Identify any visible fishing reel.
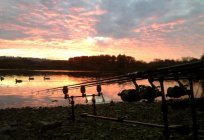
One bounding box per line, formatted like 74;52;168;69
118;85;161;102
139;85;161;102
118;89;141;102
166;79;190;98
118;78;162;102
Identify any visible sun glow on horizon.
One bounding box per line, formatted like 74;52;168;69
84;37;95;44
0;37;203;62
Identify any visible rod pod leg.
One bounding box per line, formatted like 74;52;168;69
92;94;97;115
189;78;198;140
70;96;75;121
159;78;170;140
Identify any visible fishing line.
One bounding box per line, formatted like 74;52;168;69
32;60;203;95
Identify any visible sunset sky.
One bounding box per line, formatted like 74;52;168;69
0;0;204;62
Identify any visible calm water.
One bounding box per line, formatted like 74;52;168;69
0;72;203;109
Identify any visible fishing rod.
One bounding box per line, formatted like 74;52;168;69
34;74;130;93
33;60;203;94
37;77;132;94
129;60;203;78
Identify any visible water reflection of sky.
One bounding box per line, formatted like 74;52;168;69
0;74;203;109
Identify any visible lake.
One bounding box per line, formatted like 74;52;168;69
0;70;203;109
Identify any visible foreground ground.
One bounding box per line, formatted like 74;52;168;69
0;101;204;140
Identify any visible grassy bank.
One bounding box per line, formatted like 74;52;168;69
0;101;204;140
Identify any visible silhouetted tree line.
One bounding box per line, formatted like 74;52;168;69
0;54;203;72
0;56;69;70
68;55;137;71
67;55;201;72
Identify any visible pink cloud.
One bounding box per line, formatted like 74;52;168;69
69;7;85;13
135;19;186;33
80;8;106;16
0;0;203;61
1;24;27;31
5;3;106;41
